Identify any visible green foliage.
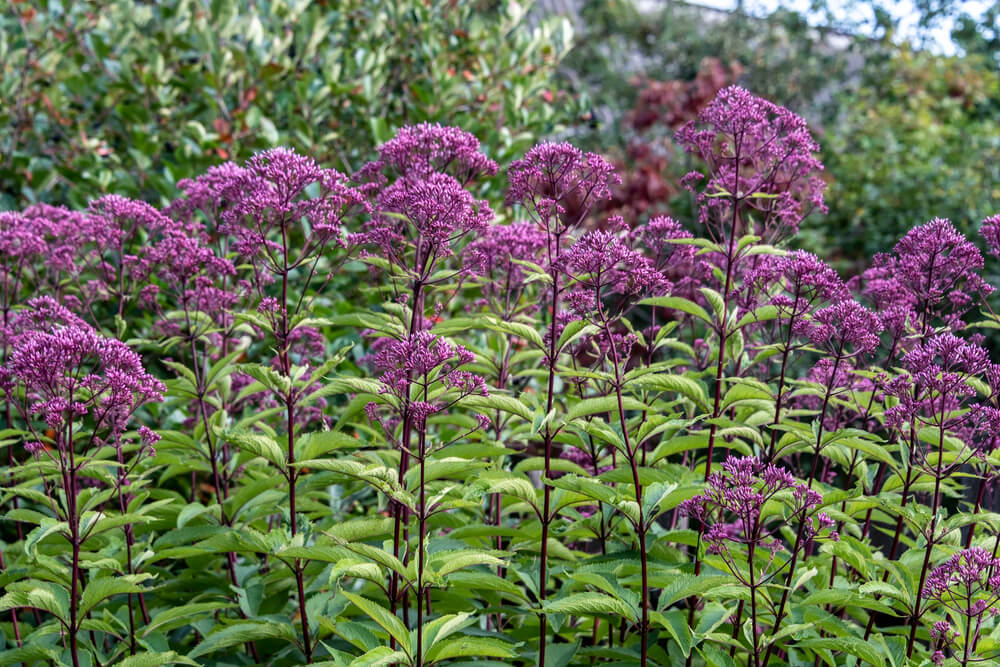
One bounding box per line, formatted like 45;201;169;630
813;47;1000;263
0;0;578;210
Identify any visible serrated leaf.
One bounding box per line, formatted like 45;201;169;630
797;636;883;665
226;429;285;467
544;592;636;622
567;395;648;421
188;621;299;658
638;296;712;323
425;636;518;662
342;591;411;654
79;574;154;617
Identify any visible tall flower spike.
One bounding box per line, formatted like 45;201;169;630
506;142;620;233
676;85;826;242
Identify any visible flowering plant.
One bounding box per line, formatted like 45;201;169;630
4;86;1000;667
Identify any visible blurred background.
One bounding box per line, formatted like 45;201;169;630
3;0;1000;271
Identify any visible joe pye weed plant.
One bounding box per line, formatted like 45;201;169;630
6;87;1000;666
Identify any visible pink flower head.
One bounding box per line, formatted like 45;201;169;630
795;299;882;357
631;216;711;300
356;123;498;184
2;321;164;446
220;147;367;264
679;456;830;585
881;218;991;332
560;223;671;321
0;212;48;298
981;214;1000;257
922;548;1000;622
366;331;488;434
506;142;620;232
676;86;826;241
168;162;249;230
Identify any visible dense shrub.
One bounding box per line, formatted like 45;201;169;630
0;0;577;210
5;86;1000;667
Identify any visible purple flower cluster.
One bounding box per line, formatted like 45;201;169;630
743;251;847;316
680;456;835;579
795;299;883;357
365;331;489;433
922;547;1000;664
981;214;1000;257
676;86;826;240
560;221;672;321
886;334;996;426
218;148;366;268
463;222;548;317
863;218;991;335
1;310;164;448
354;125;495;289
630;215;711;303
356;122;499;184
506;142;620;233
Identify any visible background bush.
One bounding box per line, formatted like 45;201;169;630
0;0;578;209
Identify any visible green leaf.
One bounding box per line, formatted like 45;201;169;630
433;550;506;577
484;316;544;349
656;574;733;608
567;395;648;421
226;429;286;467
425;636;518;662
188;621;299;658
478;473;539;510
349;646;411;667
0;647;62;665
459;393;533;421
236;362;291;394
797;636;883;665
79;574;154;617
628;374;708;410
651;609;693;657
0;582;69;623
638;296;712;323
544;592;636;622
118;652;199;667
342;591;411;654
297;430;359;459
143;602;234;637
